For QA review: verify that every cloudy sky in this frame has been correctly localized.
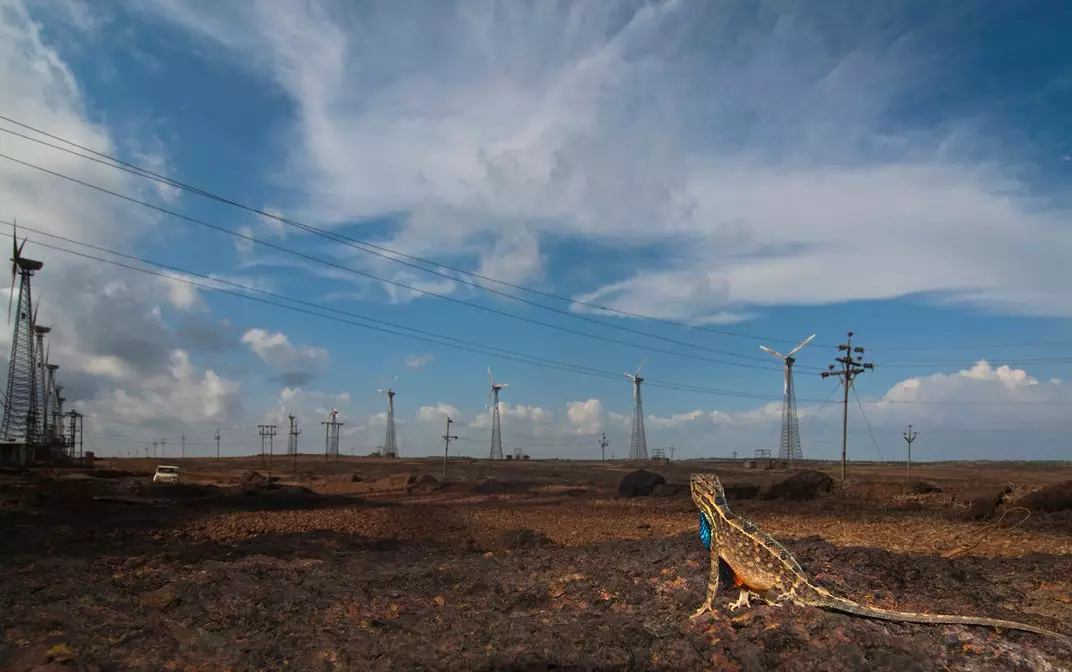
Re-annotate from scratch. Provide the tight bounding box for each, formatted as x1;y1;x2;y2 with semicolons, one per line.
0;0;1069;461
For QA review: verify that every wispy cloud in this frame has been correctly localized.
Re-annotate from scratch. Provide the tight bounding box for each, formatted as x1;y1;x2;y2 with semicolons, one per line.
134;1;1072;323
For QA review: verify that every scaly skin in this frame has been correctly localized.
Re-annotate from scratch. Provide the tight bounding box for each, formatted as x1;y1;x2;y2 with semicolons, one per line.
689;472;1070;643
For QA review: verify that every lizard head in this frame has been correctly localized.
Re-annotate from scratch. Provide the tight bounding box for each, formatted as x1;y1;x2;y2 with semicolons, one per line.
690;472;729;523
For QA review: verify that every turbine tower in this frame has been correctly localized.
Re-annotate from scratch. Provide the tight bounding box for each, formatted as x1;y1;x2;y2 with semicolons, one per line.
378;375;398;458
33;321;51;438
486;366;508;460
760;334;816;462
625;359;648;461
2;226;43;443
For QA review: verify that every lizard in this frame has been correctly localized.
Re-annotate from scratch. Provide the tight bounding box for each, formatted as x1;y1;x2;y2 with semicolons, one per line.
688;472;1071;642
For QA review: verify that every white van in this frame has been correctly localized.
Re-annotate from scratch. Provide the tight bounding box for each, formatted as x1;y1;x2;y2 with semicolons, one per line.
152;465;180;484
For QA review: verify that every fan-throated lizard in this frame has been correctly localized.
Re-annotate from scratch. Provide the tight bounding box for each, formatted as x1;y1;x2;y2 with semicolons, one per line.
689;472;1070;641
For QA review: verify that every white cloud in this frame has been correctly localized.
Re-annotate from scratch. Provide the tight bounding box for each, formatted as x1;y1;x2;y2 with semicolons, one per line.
417;403;459;423
566;398;603;434
241;328;329;385
136;1;1072;320
404;353;434;370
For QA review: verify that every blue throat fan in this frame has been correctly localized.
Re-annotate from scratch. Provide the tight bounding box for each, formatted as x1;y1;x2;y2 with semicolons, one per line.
699;512;712;549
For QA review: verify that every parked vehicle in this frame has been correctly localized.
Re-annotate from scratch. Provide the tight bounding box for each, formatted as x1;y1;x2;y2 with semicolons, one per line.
152;465;180;484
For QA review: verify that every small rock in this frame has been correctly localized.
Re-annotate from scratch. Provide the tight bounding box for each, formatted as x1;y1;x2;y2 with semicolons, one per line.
618;470;666;497
140;584;179;610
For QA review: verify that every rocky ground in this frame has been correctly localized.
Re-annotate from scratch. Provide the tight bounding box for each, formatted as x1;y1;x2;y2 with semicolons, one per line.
1;459;1070;671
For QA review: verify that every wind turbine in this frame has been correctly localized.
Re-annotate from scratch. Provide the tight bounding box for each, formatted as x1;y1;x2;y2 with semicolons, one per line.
486;366;508;460
378;375;399;458
625;358;648;461
759;334;815;461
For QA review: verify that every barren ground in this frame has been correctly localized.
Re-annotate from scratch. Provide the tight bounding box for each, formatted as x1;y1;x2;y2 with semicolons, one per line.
1;456;1070;671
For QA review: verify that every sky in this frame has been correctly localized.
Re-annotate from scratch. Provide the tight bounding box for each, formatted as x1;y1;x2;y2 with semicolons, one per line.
0;0;1069;462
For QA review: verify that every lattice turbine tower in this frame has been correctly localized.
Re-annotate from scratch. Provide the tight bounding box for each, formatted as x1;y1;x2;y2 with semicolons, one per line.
486;366;508;460
378;375;398;458
1;228;43;443
625;359;648;460
760;334;815;461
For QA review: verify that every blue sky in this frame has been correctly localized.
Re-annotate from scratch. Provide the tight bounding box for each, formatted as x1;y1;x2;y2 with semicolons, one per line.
0;0;1069;461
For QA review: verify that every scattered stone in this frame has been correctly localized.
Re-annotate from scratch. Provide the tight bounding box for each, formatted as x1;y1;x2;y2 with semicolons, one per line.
617;470;666;497
350;473;364;482
765;470;836;501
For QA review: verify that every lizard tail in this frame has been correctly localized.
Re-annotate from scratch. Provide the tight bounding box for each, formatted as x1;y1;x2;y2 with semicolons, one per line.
817;595;1069;641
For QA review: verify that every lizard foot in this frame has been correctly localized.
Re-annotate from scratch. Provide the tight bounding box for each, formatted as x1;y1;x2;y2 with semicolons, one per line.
727;590;752;612
690;599;715;619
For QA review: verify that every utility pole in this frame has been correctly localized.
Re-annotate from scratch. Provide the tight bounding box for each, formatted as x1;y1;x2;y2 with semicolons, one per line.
441;416;458;479
820;331;874;484
288;414;301;473
732;450;738;460
599;432;608;462
669;444;676;461
903;425;918;484
160;438;166;459
214;427;221;461
181;433;185;459
152;441;158;458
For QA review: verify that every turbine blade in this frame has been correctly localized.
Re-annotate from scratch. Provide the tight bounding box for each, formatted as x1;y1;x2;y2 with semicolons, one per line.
624;372;633;379
759;345;785;359
635;358;646;376
499;383;508;389
17;237;27;258
787;333;816;357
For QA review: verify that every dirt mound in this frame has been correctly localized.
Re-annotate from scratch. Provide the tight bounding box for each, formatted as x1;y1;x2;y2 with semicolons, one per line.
723;483;762;500
905;480;941;495
957;486;1012;520
498;528;553;549
765;470;836;501
618;469;666;497
406;474;441;492
238;470;267;488
1020;480;1072;512
650;482;688;497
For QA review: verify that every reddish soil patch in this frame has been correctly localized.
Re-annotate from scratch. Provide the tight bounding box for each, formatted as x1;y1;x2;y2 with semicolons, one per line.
1;458;1070;670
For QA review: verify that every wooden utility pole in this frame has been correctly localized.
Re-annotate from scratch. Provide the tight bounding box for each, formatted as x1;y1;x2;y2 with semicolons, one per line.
820;331;874;484
214;427;221;461
181;434;185;459
441;416;458;479
903;425;918;484
599;432;608;462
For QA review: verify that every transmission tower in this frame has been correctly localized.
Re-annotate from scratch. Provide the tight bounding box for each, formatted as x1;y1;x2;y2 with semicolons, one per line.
820;331;874;483
599;432;608;461
760;334;815;461
486;367;508;460
2;227;43;444
625;359;648;460
287;414;300;455
321;409;342;460
64;409;83;460
44;363;58;440
257;424;276;466
378;376;398;458
441;416;458;478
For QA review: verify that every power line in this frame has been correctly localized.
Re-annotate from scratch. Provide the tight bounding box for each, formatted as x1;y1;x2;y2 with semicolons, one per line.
852;384;884;462
5;221;1067;407
0;115;840;348
4;114;1070;357
0;151;819;374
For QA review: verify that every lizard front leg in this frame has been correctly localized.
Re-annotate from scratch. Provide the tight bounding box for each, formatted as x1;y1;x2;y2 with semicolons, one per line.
727;589;754;612
691;540;721;618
